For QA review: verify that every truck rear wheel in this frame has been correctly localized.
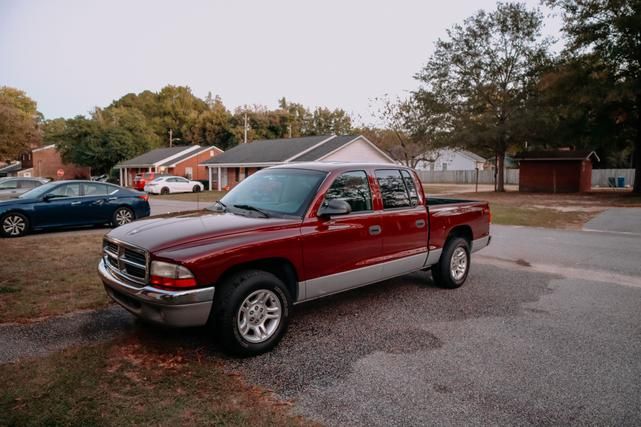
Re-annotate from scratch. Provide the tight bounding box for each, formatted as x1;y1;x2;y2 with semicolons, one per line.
211;270;291;356
431;237;470;289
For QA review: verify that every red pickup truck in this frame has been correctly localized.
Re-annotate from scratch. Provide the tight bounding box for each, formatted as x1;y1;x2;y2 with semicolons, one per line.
99;163;491;356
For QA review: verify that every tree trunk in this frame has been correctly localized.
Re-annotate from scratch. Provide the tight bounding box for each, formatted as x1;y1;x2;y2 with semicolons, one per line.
634;101;641;193
496;151;506;192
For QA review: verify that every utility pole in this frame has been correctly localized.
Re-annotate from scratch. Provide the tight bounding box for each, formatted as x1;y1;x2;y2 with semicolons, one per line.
169;129;173;147
243;113;248;144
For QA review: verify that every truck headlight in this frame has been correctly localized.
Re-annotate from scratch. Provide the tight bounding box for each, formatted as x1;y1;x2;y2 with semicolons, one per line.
149;260;197;290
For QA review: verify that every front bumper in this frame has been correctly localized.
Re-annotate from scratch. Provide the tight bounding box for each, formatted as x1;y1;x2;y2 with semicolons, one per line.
98;259;214;327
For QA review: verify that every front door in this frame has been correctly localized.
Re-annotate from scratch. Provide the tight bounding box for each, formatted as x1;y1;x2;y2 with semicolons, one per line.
301;170;382;300
32;182;83;228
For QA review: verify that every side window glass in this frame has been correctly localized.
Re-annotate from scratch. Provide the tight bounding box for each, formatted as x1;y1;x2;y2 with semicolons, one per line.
400;170;419;206
84;183;108;196
324;171;372;213
0;180;18;190
47;183;81;198
375;170;411;209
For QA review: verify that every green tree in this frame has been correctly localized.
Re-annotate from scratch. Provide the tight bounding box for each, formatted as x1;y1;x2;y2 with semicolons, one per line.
0;86;42;160
416;2;550;191
546;0;641;191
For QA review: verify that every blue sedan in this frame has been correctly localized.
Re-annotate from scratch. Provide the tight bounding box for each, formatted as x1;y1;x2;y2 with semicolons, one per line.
0;180;150;237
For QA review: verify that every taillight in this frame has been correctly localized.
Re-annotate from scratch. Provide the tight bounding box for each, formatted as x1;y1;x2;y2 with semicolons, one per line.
485;207;492;223
138;194;149;202
149;261;197;290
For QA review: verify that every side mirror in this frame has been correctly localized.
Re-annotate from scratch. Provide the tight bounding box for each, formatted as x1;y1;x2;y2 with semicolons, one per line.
42;193;55;202
318;199;352;218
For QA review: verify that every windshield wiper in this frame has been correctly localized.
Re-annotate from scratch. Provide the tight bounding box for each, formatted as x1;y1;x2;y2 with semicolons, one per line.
232;204;270;218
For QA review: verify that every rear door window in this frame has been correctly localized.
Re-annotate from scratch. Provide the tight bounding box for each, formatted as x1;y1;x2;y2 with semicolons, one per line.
375;169;411;209
84;183;109;196
0;179;18;190
324;171;373;213
400;170;419;206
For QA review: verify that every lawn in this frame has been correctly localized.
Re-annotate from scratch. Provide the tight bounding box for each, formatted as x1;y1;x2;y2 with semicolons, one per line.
0;333;310;427
0;231;109;323
446;189;641;229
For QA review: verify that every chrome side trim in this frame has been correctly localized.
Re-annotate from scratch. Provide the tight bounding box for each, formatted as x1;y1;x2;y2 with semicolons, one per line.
425;249;442;266
471;235;491;253
297;253;427;303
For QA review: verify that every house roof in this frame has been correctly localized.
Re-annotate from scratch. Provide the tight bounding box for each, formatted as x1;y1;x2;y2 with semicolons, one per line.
158;146;221;167
201;135;336;165
292;135;358;161
116;146;200;168
458;150;485;162
514;150;600;162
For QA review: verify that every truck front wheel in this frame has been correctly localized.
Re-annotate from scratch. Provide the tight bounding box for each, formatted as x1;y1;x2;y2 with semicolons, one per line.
211;270;291;356
432;237;470;289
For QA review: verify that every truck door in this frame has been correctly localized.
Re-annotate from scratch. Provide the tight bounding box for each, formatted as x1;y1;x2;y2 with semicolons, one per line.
374;169;429;277
301;170;383;300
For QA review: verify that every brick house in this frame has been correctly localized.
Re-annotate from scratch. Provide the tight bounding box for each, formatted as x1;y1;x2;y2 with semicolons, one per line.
514;150;600;193
115;145;223;187
32;144;91;180
201;135;394;191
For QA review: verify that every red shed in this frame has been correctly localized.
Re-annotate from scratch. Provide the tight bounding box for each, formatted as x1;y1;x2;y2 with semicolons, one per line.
514;150;600;193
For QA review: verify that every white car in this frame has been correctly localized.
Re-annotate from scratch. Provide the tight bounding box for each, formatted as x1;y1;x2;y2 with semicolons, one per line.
144;176;204;195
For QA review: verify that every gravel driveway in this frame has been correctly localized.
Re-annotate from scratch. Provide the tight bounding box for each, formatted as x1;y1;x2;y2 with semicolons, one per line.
2;225;640;425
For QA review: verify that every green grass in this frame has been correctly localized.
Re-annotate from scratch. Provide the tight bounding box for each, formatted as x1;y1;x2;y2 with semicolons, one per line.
0;232;109;323
489;204;593;228
0;335;310;427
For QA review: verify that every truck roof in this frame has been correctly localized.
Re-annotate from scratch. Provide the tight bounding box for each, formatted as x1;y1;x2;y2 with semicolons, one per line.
270;162;410;173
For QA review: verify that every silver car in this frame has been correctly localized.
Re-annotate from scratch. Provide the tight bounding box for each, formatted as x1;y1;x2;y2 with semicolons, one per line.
0;177;50;200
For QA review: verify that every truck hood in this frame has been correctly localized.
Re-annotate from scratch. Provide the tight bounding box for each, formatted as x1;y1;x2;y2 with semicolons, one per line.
106;211;300;253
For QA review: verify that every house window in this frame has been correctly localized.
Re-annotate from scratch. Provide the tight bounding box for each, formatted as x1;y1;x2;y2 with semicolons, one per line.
442;163;448;171
185;167;193;180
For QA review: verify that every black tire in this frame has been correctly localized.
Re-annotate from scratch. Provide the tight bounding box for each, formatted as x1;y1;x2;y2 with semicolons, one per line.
192;185;201;193
211;269;292;357
431;237;470;289
1;212;29;238
160;187;170;195
112;206;135;227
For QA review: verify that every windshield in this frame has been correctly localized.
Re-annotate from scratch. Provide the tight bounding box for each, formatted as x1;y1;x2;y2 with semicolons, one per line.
19;182;59;199
212;168;327;218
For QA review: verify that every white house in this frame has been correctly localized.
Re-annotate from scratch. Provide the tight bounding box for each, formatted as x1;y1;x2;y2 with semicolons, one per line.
201;135;395;191
415;149;486;171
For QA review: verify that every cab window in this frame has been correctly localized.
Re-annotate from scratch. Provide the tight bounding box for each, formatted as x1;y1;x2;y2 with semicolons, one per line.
375;169;411;209
324;171;372;213
400;170;420;206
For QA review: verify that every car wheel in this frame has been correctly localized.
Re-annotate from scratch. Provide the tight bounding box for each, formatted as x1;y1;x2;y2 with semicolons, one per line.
192;185;201;193
211;270;291;357
431;237;470;289
1;212;29;237
112;207;135;227
160;187;170;195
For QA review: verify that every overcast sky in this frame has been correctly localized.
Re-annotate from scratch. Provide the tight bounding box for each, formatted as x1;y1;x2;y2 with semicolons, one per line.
0;0;562;125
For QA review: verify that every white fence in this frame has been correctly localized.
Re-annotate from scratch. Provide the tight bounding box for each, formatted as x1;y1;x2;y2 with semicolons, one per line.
416;169;520;185
591;169;635;187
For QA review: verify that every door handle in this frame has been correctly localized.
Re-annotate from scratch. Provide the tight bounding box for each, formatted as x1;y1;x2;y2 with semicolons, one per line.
107;197;117;201
416;219;426;228
71;201;81;206
369;225;382;236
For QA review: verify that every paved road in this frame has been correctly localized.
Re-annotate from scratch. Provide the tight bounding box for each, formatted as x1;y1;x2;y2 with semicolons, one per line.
584;208;641;235
148;199;204;215
2;224;640;425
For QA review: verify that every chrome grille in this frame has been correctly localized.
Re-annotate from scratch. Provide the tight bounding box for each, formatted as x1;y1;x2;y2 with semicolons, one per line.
103;237;148;286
